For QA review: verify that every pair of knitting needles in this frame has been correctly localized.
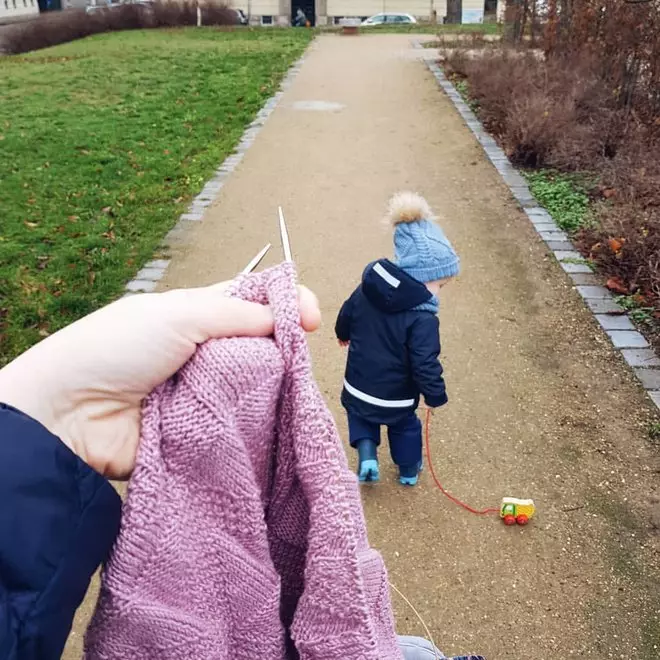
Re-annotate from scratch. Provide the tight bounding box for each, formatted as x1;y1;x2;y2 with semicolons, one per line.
242;209;440;658
241;207;292;275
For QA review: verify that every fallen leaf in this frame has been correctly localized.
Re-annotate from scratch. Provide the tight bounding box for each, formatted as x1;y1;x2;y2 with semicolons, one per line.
24;221;38;229
606;277;628;295
608;237;624;253
68;215;79;222
602;188;616;199
102;206;112;214
633;293;647;306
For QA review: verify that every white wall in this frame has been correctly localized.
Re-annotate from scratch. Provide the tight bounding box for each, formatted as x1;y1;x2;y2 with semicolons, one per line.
0;0;39;22
326;0;445;19
231;0;492;22
325;0;491;20
232;0;282;18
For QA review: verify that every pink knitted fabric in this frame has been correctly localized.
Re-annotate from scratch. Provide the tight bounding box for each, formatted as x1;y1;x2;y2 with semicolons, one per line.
85;262;403;660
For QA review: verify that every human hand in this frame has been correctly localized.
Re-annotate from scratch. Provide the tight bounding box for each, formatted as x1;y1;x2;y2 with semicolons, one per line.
422;401;435;415
0;281;321;480
338;339;350;348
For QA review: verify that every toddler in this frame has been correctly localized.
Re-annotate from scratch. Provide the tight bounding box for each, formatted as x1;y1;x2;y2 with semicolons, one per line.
335;192;459;486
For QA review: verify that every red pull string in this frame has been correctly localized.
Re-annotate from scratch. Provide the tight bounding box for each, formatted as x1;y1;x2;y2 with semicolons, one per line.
424;408;499;516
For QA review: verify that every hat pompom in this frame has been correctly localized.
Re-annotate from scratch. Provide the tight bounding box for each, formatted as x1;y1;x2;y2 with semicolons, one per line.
385;192;434;225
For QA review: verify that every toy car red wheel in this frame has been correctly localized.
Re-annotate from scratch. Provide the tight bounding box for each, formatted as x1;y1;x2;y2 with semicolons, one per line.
503;514;516;526
516;514;529;525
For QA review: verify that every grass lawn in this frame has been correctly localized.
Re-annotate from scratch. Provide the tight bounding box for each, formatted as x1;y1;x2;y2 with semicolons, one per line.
0;27;312;366
317;22;500;34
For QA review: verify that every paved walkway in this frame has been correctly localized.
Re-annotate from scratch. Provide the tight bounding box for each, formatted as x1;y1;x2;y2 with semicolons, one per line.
66;35;660;658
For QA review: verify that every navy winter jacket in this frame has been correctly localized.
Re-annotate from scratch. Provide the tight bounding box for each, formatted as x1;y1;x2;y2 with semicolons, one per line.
0;404;122;660
335;259;448;425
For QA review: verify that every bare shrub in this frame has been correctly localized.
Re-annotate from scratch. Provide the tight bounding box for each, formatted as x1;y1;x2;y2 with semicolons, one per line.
2;1;236;55
445;0;660;336
445;50;617;169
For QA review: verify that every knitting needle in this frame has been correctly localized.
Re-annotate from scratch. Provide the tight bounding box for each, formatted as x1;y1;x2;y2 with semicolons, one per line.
278;206;292;263
241;243;271;274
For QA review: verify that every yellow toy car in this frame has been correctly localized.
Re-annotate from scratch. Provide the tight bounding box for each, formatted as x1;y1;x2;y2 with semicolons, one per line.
500;497;535;526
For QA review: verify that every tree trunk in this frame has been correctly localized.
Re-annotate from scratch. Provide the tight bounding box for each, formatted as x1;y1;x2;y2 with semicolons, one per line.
446;0;462;23
504;0;524;43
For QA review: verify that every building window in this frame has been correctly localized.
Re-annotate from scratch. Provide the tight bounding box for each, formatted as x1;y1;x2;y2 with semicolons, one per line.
261;15;273;25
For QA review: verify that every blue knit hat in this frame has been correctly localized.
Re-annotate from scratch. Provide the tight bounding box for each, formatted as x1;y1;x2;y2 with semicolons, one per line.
387;192;460;283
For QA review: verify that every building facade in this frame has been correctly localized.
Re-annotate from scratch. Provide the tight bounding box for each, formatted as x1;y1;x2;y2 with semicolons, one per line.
233;0;497;26
1;0;496;29
0;0;39;24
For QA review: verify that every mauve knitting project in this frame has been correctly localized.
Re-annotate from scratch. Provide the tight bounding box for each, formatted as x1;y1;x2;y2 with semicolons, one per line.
85;262;403;660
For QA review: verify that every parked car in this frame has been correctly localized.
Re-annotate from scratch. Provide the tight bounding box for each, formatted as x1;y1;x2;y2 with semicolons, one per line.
85;0;152;14
361;12;417;26
234;8;247;24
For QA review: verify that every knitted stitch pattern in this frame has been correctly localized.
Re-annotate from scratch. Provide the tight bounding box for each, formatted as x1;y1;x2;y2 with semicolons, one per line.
85;263;402;660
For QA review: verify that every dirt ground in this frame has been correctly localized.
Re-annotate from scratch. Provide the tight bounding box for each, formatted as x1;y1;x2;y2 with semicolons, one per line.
65;34;660;659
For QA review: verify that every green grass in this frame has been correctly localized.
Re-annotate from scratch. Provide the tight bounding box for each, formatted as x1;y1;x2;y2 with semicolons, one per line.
615;295;656;324
316;22;500;35
0;28;312;366
525;170;591;233
452;78;480;112
649;422;660;443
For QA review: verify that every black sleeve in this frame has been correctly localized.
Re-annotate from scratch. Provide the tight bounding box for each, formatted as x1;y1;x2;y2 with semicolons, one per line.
335;287;359;342
407;315;448;408
0;404;122;660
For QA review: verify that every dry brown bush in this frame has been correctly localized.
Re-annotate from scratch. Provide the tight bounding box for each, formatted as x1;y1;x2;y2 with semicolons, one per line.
444;0;660;341
445;51;632;169
2;1;236;55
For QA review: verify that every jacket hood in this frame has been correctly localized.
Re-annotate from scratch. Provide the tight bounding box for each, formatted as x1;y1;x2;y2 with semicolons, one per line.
361;259;432;313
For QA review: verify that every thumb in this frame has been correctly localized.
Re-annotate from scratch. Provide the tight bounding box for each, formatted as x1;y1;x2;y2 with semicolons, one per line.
161;287;276;345
159;283;321;346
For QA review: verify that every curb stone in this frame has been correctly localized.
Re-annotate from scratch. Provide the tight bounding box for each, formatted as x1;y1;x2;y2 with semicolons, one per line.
416;41;660;414
122;47;310;295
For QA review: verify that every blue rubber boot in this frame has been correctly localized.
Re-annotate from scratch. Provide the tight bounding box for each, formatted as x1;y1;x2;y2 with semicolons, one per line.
398;461;422;486
356;439;379;483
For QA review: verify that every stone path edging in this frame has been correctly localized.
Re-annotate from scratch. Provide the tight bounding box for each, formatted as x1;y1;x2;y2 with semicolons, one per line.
123;47;310;295
415;42;660;413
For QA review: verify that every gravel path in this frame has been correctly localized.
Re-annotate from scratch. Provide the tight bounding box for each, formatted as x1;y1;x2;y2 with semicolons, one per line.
65;34;660;659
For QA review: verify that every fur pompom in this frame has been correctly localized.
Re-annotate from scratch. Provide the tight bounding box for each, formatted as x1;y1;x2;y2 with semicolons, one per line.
385;192;434;225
